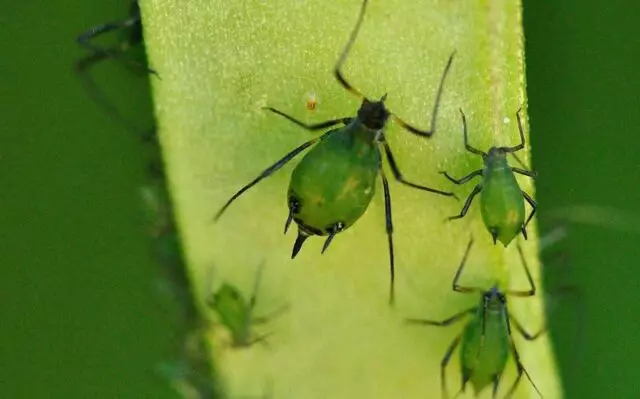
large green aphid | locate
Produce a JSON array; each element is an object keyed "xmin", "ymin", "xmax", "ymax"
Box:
[
  {"xmin": 214, "ymin": 0, "xmax": 456, "ymax": 304},
  {"xmin": 76, "ymin": 0, "xmax": 157, "ymax": 134},
  {"xmin": 206, "ymin": 263, "xmax": 286, "ymax": 347},
  {"xmin": 442, "ymin": 109, "xmax": 536, "ymax": 246},
  {"xmin": 406, "ymin": 239, "xmax": 545, "ymax": 398}
]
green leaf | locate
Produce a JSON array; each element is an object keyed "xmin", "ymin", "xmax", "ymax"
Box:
[{"xmin": 141, "ymin": 0, "xmax": 561, "ymax": 397}]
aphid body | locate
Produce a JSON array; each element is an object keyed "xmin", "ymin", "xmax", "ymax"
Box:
[
  {"xmin": 209, "ymin": 283, "xmax": 255, "ymax": 346},
  {"xmin": 443, "ymin": 109, "xmax": 536, "ymax": 246},
  {"xmin": 207, "ymin": 263, "xmax": 286, "ymax": 347},
  {"xmin": 215, "ymin": 0, "xmax": 456, "ymax": 304},
  {"xmin": 406, "ymin": 239, "xmax": 544, "ymax": 398},
  {"xmin": 479, "ymin": 147, "xmax": 526, "ymax": 246},
  {"xmin": 286, "ymin": 97, "xmax": 389, "ymax": 251},
  {"xmin": 459, "ymin": 287, "xmax": 511, "ymax": 395}
]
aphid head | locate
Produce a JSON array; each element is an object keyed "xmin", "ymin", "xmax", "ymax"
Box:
[
  {"xmin": 484, "ymin": 146, "xmax": 507, "ymax": 161},
  {"xmin": 483, "ymin": 286, "xmax": 507, "ymax": 311},
  {"xmin": 208, "ymin": 283, "xmax": 246, "ymax": 317},
  {"xmin": 357, "ymin": 95, "xmax": 390, "ymax": 131}
]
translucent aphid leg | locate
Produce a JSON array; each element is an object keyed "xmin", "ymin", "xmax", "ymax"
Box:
[
  {"xmin": 447, "ymin": 185, "xmax": 482, "ymax": 221},
  {"xmin": 451, "ymin": 238, "xmax": 485, "ymax": 294},
  {"xmin": 439, "ymin": 169, "xmax": 482, "ymax": 185},
  {"xmin": 522, "ymin": 191, "xmax": 537, "ymax": 231},
  {"xmin": 381, "ymin": 140, "xmax": 455, "ymax": 197},
  {"xmin": 505, "ymin": 243, "xmax": 536, "ymax": 297}
]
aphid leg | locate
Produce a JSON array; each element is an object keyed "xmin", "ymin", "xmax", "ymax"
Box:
[
  {"xmin": 392, "ymin": 52, "xmax": 456, "ymax": 138},
  {"xmin": 439, "ymin": 169, "xmax": 482, "ymax": 185},
  {"xmin": 505, "ymin": 243, "xmax": 536, "ymax": 297},
  {"xmin": 333, "ymin": 0, "xmax": 369, "ymax": 100},
  {"xmin": 263, "ymin": 107, "xmax": 351, "ymax": 131},
  {"xmin": 504, "ymin": 334, "xmax": 542, "ymax": 398},
  {"xmin": 77, "ymin": 15, "xmax": 157, "ymax": 76},
  {"xmin": 502, "ymin": 108, "xmax": 526, "ymax": 153},
  {"xmin": 438, "ymin": 333, "xmax": 464, "ymax": 399},
  {"xmin": 380, "ymin": 169, "xmax": 395, "ymax": 305},
  {"xmin": 509, "ymin": 153, "xmax": 529, "ymax": 170},
  {"xmin": 405, "ymin": 307, "xmax": 475, "ymax": 327},
  {"xmin": 522, "ymin": 191, "xmax": 537, "ymax": 231},
  {"xmin": 509, "ymin": 315, "xmax": 546, "ymax": 342},
  {"xmin": 76, "ymin": 50, "xmax": 149, "ymax": 135},
  {"xmin": 214, "ymin": 129, "xmax": 335, "ymax": 221},
  {"xmin": 459, "ymin": 109, "xmax": 486, "ymax": 156},
  {"xmin": 380, "ymin": 140, "xmax": 456, "ymax": 197},
  {"xmin": 452, "ymin": 238, "xmax": 485, "ymax": 294},
  {"xmin": 447, "ymin": 185, "xmax": 482, "ymax": 222},
  {"xmin": 248, "ymin": 332, "xmax": 274, "ymax": 349},
  {"xmin": 252, "ymin": 304, "xmax": 289, "ymax": 325},
  {"xmin": 511, "ymin": 167, "xmax": 536, "ymax": 179}
]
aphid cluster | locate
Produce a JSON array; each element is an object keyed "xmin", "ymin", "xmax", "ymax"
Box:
[{"xmin": 78, "ymin": 0, "xmax": 549, "ymax": 398}]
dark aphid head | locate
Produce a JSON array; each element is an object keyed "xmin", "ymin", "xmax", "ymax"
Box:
[
  {"xmin": 357, "ymin": 95, "xmax": 390, "ymax": 131},
  {"xmin": 483, "ymin": 286, "xmax": 507, "ymax": 311},
  {"xmin": 484, "ymin": 146, "xmax": 507, "ymax": 161}
]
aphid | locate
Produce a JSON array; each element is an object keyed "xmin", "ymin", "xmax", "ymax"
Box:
[
  {"xmin": 206, "ymin": 263, "xmax": 287, "ymax": 348},
  {"xmin": 305, "ymin": 92, "xmax": 318, "ymax": 111},
  {"xmin": 442, "ymin": 109, "xmax": 537, "ymax": 246},
  {"xmin": 75, "ymin": 0, "xmax": 156, "ymax": 134},
  {"xmin": 406, "ymin": 239, "xmax": 544, "ymax": 398},
  {"xmin": 214, "ymin": 0, "xmax": 456, "ymax": 304}
]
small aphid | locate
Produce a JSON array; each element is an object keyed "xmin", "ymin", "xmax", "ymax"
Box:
[
  {"xmin": 75, "ymin": 0, "xmax": 157, "ymax": 135},
  {"xmin": 206, "ymin": 263, "xmax": 287, "ymax": 348},
  {"xmin": 214, "ymin": 0, "xmax": 456, "ymax": 305},
  {"xmin": 305, "ymin": 92, "xmax": 318, "ymax": 111},
  {"xmin": 441, "ymin": 109, "xmax": 537, "ymax": 246},
  {"xmin": 406, "ymin": 239, "xmax": 545, "ymax": 398}
]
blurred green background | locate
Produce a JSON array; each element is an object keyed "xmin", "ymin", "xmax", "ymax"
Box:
[{"xmin": 1, "ymin": 0, "xmax": 638, "ymax": 398}]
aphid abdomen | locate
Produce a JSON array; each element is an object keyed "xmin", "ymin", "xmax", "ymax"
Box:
[
  {"xmin": 460, "ymin": 309, "xmax": 510, "ymax": 395},
  {"xmin": 288, "ymin": 128, "xmax": 380, "ymax": 236},
  {"xmin": 480, "ymin": 158, "xmax": 525, "ymax": 246}
]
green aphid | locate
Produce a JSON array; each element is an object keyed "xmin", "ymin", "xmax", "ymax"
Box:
[
  {"xmin": 215, "ymin": 0, "xmax": 456, "ymax": 304},
  {"xmin": 76, "ymin": 0, "xmax": 157, "ymax": 134},
  {"xmin": 406, "ymin": 239, "xmax": 544, "ymax": 398},
  {"xmin": 207, "ymin": 263, "xmax": 286, "ymax": 348},
  {"xmin": 442, "ymin": 109, "xmax": 537, "ymax": 246}
]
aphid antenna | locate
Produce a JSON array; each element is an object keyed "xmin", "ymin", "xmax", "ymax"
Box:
[
  {"xmin": 334, "ymin": 0, "xmax": 455, "ymax": 138},
  {"xmin": 248, "ymin": 260, "xmax": 267, "ymax": 313},
  {"xmin": 500, "ymin": 107, "xmax": 526, "ymax": 154},
  {"xmin": 458, "ymin": 109, "xmax": 487, "ymax": 157}
]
